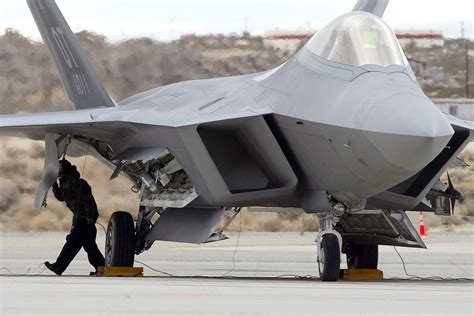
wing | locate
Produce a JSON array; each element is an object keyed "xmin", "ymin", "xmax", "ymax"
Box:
[
  {"xmin": 352, "ymin": 0, "xmax": 390, "ymax": 17},
  {"xmin": 27, "ymin": 0, "xmax": 116, "ymax": 109},
  {"xmin": 0, "ymin": 109, "xmax": 137, "ymax": 143}
]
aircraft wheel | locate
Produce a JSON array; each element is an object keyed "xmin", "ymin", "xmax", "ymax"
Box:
[
  {"xmin": 318, "ymin": 234, "xmax": 341, "ymax": 281},
  {"xmin": 105, "ymin": 211, "xmax": 136, "ymax": 267},
  {"xmin": 346, "ymin": 244, "xmax": 378, "ymax": 269}
]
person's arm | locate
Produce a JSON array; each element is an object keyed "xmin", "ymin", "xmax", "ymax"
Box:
[{"xmin": 52, "ymin": 181, "xmax": 64, "ymax": 202}]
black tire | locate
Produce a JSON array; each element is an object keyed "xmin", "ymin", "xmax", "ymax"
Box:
[
  {"xmin": 318, "ymin": 234, "xmax": 341, "ymax": 281},
  {"xmin": 346, "ymin": 244, "xmax": 378, "ymax": 269},
  {"xmin": 105, "ymin": 211, "xmax": 135, "ymax": 267}
]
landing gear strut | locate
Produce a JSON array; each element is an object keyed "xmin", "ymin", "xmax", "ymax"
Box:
[{"xmin": 135, "ymin": 205, "xmax": 159, "ymax": 255}]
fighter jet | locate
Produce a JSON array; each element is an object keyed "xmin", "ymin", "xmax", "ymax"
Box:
[{"xmin": 1, "ymin": 0, "xmax": 472, "ymax": 281}]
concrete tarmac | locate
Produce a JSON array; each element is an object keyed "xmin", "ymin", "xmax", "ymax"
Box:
[{"xmin": 1, "ymin": 230, "xmax": 473, "ymax": 315}]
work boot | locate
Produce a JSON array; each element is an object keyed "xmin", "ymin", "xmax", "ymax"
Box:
[
  {"xmin": 44, "ymin": 261, "xmax": 62, "ymax": 276},
  {"xmin": 90, "ymin": 266, "xmax": 104, "ymax": 276}
]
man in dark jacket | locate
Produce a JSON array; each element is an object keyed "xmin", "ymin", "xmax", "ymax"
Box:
[{"xmin": 44, "ymin": 159, "xmax": 105, "ymax": 275}]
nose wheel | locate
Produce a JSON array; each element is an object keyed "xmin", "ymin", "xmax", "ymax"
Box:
[
  {"xmin": 105, "ymin": 211, "xmax": 136, "ymax": 267},
  {"xmin": 317, "ymin": 215, "xmax": 342, "ymax": 281},
  {"xmin": 318, "ymin": 234, "xmax": 341, "ymax": 281}
]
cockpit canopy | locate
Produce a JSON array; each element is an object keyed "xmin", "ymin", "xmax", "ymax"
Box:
[{"xmin": 307, "ymin": 12, "xmax": 408, "ymax": 68}]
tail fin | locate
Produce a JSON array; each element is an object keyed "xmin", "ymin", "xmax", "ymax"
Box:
[
  {"xmin": 352, "ymin": 0, "xmax": 389, "ymax": 17},
  {"xmin": 27, "ymin": 0, "xmax": 116, "ymax": 109}
]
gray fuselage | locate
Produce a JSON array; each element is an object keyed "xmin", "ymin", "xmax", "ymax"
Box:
[{"xmin": 111, "ymin": 45, "xmax": 453, "ymax": 210}]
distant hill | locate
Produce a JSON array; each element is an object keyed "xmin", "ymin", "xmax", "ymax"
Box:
[
  {"xmin": 405, "ymin": 39, "xmax": 474, "ymax": 98},
  {"xmin": 1, "ymin": 29, "xmax": 472, "ymax": 115},
  {"xmin": 0, "ymin": 29, "xmax": 286, "ymax": 114}
]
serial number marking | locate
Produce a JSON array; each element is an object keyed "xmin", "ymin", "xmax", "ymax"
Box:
[{"xmin": 72, "ymin": 73, "xmax": 91, "ymax": 95}]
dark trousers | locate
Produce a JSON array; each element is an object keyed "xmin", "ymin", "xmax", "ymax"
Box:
[{"xmin": 54, "ymin": 220, "xmax": 105, "ymax": 274}]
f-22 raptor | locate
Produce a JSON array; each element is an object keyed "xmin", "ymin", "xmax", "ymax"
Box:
[{"xmin": 1, "ymin": 0, "xmax": 472, "ymax": 281}]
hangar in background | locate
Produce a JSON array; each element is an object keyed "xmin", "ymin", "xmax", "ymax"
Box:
[
  {"xmin": 264, "ymin": 29, "xmax": 445, "ymax": 51},
  {"xmin": 434, "ymin": 99, "xmax": 474, "ymax": 121}
]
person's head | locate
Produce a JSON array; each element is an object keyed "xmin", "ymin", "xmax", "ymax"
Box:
[{"xmin": 58, "ymin": 159, "xmax": 80, "ymax": 178}]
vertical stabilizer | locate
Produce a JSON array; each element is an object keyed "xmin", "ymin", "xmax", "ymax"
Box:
[
  {"xmin": 352, "ymin": 0, "xmax": 389, "ymax": 17},
  {"xmin": 27, "ymin": 0, "xmax": 116, "ymax": 109}
]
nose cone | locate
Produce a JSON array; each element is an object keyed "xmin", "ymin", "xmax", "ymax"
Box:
[{"xmin": 362, "ymin": 93, "xmax": 454, "ymax": 173}]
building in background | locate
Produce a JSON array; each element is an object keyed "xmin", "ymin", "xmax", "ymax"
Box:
[
  {"xmin": 395, "ymin": 30, "xmax": 445, "ymax": 48},
  {"xmin": 264, "ymin": 29, "xmax": 316, "ymax": 51},
  {"xmin": 433, "ymin": 99, "xmax": 474, "ymax": 121},
  {"xmin": 264, "ymin": 29, "xmax": 445, "ymax": 52}
]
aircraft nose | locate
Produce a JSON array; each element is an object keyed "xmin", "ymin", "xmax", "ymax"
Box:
[{"xmin": 362, "ymin": 93, "xmax": 454, "ymax": 173}]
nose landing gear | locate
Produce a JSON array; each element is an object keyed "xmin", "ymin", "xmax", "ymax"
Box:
[
  {"xmin": 316, "ymin": 215, "xmax": 342, "ymax": 281},
  {"xmin": 316, "ymin": 210, "xmax": 382, "ymax": 281}
]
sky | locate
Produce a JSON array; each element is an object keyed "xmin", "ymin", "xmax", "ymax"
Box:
[{"xmin": 0, "ymin": 0, "xmax": 473, "ymax": 41}]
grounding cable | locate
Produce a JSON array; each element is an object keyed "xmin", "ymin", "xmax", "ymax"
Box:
[
  {"xmin": 389, "ymin": 246, "xmax": 474, "ymax": 282},
  {"xmin": 221, "ymin": 211, "xmax": 242, "ymax": 277}
]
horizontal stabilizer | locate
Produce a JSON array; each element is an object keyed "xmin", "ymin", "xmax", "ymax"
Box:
[
  {"xmin": 27, "ymin": 0, "xmax": 116, "ymax": 109},
  {"xmin": 352, "ymin": 0, "xmax": 389, "ymax": 17}
]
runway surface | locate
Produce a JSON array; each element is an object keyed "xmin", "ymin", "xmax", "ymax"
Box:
[{"xmin": 1, "ymin": 230, "xmax": 473, "ymax": 315}]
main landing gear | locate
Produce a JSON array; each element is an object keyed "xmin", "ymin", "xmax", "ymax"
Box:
[
  {"xmin": 344, "ymin": 243, "xmax": 378, "ymax": 270},
  {"xmin": 105, "ymin": 211, "xmax": 136, "ymax": 267}
]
